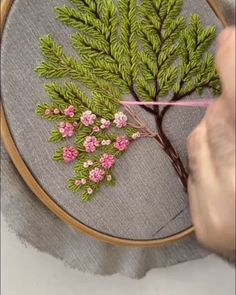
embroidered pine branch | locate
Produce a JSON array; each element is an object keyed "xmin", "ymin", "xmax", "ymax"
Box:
[{"xmin": 35, "ymin": 0, "xmax": 221, "ymax": 201}]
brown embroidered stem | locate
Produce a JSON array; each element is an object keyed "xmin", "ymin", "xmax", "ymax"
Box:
[
  {"xmin": 154, "ymin": 116, "xmax": 188, "ymax": 190},
  {"xmin": 124, "ymin": 105, "xmax": 158, "ymax": 137},
  {"xmin": 129, "ymin": 86, "xmax": 156, "ymax": 115}
]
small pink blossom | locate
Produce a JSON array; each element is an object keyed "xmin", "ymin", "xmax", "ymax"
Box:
[
  {"xmin": 100, "ymin": 118, "xmax": 111, "ymax": 129},
  {"xmin": 81, "ymin": 178, "xmax": 87, "ymax": 184},
  {"xmin": 113, "ymin": 112, "xmax": 127, "ymax": 128},
  {"xmin": 83, "ymin": 136, "xmax": 99, "ymax": 153},
  {"xmin": 53, "ymin": 108, "xmax": 60, "ymax": 115},
  {"xmin": 87, "ymin": 188, "xmax": 93, "ymax": 194},
  {"xmin": 114, "ymin": 136, "xmax": 129, "ymax": 151},
  {"xmin": 100, "ymin": 154, "xmax": 115, "ymax": 169},
  {"xmin": 44, "ymin": 109, "xmax": 51, "ymax": 115},
  {"xmin": 83, "ymin": 162, "xmax": 89, "ymax": 168},
  {"xmin": 131, "ymin": 132, "xmax": 141, "ymax": 140},
  {"xmin": 63, "ymin": 146, "xmax": 78, "ymax": 163},
  {"xmin": 64, "ymin": 105, "xmax": 75, "ymax": 117},
  {"xmin": 59, "ymin": 122, "xmax": 66, "ymax": 128},
  {"xmin": 83, "ymin": 160, "xmax": 94, "ymax": 168},
  {"xmin": 89, "ymin": 168, "xmax": 105, "ymax": 183},
  {"xmin": 75, "ymin": 179, "xmax": 81, "ymax": 186},
  {"xmin": 73, "ymin": 122, "xmax": 78, "ymax": 127},
  {"xmin": 80, "ymin": 110, "xmax": 96, "ymax": 126},
  {"xmin": 59, "ymin": 122, "xmax": 75, "ymax": 137},
  {"xmin": 93, "ymin": 126, "xmax": 100, "ymax": 132},
  {"xmin": 107, "ymin": 175, "xmax": 112, "ymax": 181},
  {"xmin": 101, "ymin": 139, "xmax": 111, "ymax": 146}
]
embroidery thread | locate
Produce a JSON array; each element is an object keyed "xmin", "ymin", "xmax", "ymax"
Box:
[{"xmin": 35, "ymin": 0, "xmax": 221, "ymax": 201}]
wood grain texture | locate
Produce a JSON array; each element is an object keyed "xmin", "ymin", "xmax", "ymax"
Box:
[{"xmin": 0, "ymin": 0, "xmax": 226, "ymax": 247}]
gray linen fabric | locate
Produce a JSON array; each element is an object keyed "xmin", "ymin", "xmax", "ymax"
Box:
[{"xmin": 1, "ymin": 0, "xmax": 234, "ymax": 278}]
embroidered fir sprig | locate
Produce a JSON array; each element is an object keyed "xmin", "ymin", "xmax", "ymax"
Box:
[{"xmin": 35, "ymin": 0, "xmax": 221, "ymax": 202}]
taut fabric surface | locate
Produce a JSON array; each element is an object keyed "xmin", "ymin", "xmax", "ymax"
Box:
[
  {"xmin": 1, "ymin": 0, "xmax": 233, "ymax": 278},
  {"xmin": 1, "ymin": 0, "xmax": 222, "ymax": 240}
]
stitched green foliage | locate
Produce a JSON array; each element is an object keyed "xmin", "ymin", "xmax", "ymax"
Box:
[{"xmin": 35, "ymin": 0, "xmax": 221, "ymax": 201}]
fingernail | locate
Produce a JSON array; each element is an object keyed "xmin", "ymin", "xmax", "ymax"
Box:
[{"xmin": 217, "ymin": 28, "xmax": 233, "ymax": 46}]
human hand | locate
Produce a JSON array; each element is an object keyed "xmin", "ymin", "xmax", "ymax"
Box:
[{"xmin": 187, "ymin": 27, "xmax": 235, "ymax": 259}]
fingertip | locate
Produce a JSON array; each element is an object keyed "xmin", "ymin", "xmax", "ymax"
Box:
[{"xmin": 217, "ymin": 27, "xmax": 235, "ymax": 47}]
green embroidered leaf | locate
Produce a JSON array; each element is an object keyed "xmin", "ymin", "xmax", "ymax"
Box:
[
  {"xmin": 119, "ymin": 0, "xmax": 139, "ymax": 85},
  {"xmin": 52, "ymin": 147, "xmax": 64, "ymax": 160},
  {"xmin": 48, "ymin": 129, "xmax": 64, "ymax": 142},
  {"xmin": 35, "ymin": 0, "xmax": 221, "ymax": 201}
]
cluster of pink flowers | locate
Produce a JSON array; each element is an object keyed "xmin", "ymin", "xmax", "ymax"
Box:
[
  {"xmin": 100, "ymin": 154, "xmax": 115, "ymax": 169},
  {"xmin": 80, "ymin": 110, "xmax": 96, "ymax": 126},
  {"xmin": 114, "ymin": 136, "xmax": 129, "ymax": 151},
  {"xmin": 64, "ymin": 105, "xmax": 75, "ymax": 117},
  {"xmin": 113, "ymin": 112, "xmax": 127, "ymax": 128},
  {"xmin": 89, "ymin": 167, "xmax": 105, "ymax": 183},
  {"xmin": 83, "ymin": 136, "xmax": 100, "ymax": 153},
  {"xmin": 63, "ymin": 146, "xmax": 78, "ymax": 163},
  {"xmin": 59, "ymin": 121, "xmax": 78, "ymax": 137},
  {"xmin": 100, "ymin": 118, "xmax": 111, "ymax": 129}
]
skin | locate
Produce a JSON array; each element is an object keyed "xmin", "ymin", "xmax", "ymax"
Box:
[{"xmin": 187, "ymin": 27, "xmax": 235, "ymax": 259}]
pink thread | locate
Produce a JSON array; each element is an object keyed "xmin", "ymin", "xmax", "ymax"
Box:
[{"xmin": 120, "ymin": 99, "xmax": 213, "ymax": 107}]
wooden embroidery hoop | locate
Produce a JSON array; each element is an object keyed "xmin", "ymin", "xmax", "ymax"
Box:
[{"xmin": 1, "ymin": 0, "xmax": 227, "ymax": 247}]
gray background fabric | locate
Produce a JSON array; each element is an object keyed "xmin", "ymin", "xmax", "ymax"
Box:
[
  {"xmin": 1, "ymin": 0, "xmax": 233, "ymax": 279},
  {"xmin": 1, "ymin": 0, "xmax": 222, "ymax": 240},
  {"xmin": 1, "ymin": 145, "xmax": 208, "ymax": 278}
]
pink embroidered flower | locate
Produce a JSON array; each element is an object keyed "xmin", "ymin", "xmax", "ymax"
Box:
[
  {"xmin": 87, "ymin": 160, "xmax": 93, "ymax": 166},
  {"xmin": 114, "ymin": 136, "xmax": 129, "ymax": 151},
  {"xmin": 53, "ymin": 108, "xmax": 60, "ymax": 115},
  {"xmin": 83, "ymin": 160, "xmax": 94, "ymax": 168},
  {"xmin": 64, "ymin": 105, "xmax": 75, "ymax": 117},
  {"xmin": 131, "ymin": 132, "xmax": 141, "ymax": 140},
  {"xmin": 113, "ymin": 112, "xmax": 127, "ymax": 128},
  {"xmin": 107, "ymin": 175, "xmax": 112, "ymax": 181},
  {"xmin": 89, "ymin": 168, "xmax": 105, "ymax": 183},
  {"xmin": 100, "ymin": 118, "xmax": 111, "ymax": 129},
  {"xmin": 59, "ymin": 122, "xmax": 75, "ymax": 137},
  {"xmin": 80, "ymin": 110, "xmax": 96, "ymax": 126},
  {"xmin": 92, "ymin": 126, "xmax": 100, "ymax": 132},
  {"xmin": 100, "ymin": 154, "xmax": 115, "ymax": 169},
  {"xmin": 87, "ymin": 188, "xmax": 93, "ymax": 194},
  {"xmin": 101, "ymin": 139, "xmax": 111, "ymax": 146},
  {"xmin": 44, "ymin": 109, "xmax": 51, "ymax": 115},
  {"xmin": 63, "ymin": 146, "xmax": 78, "ymax": 163},
  {"xmin": 83, "ymin": 136, "xmax": 99, "ymax": 153},
  {"xmin": 81, "ymin": 178, "xmax": 87, "ymax": 184},
  {"xmin": 75, "ymin": 179, "xmax": 81, "ymax": 186},
  {"xmin": 73, "ymin": 122, "xmax": 78, "ymax": 127}
]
